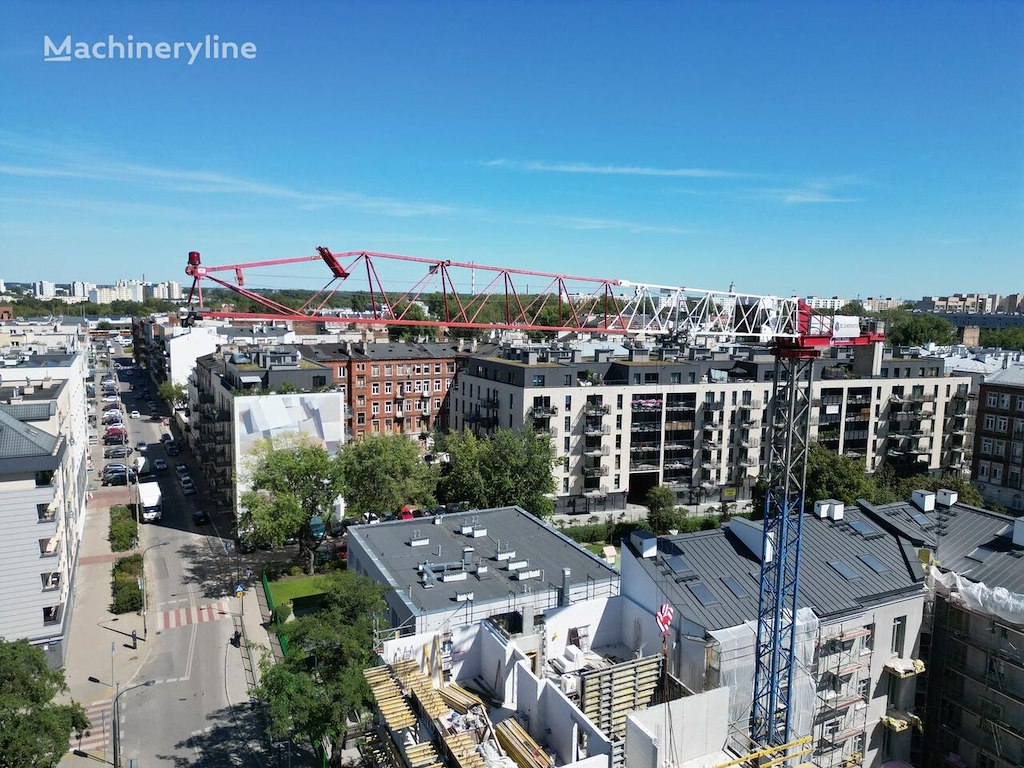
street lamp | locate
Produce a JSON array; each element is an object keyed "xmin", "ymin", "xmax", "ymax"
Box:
[
  {"xmin": 113, "ymin": 678, "xmax": 156, "ymax": 768},
  {"xmin": 140, "ymin": 541, "xmax": 168, "ymax": 640}
]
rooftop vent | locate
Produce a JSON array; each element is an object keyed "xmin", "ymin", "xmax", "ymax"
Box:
[
  {"xmin": 1014, "ymin": 519, "xmax": 1024, "ymax": 549},
  {"xmin": 936, "ymin": 489, "xmax": 958, "ymax": 507},
  {"xmin": 495, "ymin": 549, "xmax": 517, "ymax": 562},
  {"xmin": 829, "ymin": 501, "xmax": 845, "ymax": 521},
  {"xmin": 454, "ymin": 591, "xmax": 475, "ymax": 602},
  {"xmin": 630, "ymin": 530, "xmax": 658, "ymax": 558},
  {"xmin": 507, "ymin": 559, "xmax": 529, "ymax": 572},
  {"xmin": 514, "ymin": 569, "xmax": 542, "ymax": 581}
]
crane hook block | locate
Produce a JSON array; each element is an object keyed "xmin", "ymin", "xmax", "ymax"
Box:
[{"xmin": 317, "ymin": 246, "xmax": 349, "ymax": 278}]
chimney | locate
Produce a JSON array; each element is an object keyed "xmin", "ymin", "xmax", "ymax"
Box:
[
  {"xmin": 936, "ymin": 489, "xmax": 958, "ymax": 507},
  {"xmin": 560, "ymin": 568, "xmax": 572, "ymax": 607},
  {"xmin": 814, "ymin": 499, "xmax": 831, "ymax": 519},
  {"xmin": 828, "ymin": 501, "xmax": 845, "ymax": 521},
  {"xmin": 912, "ymin": 490, "xmax": 936, "ymax": 513}
]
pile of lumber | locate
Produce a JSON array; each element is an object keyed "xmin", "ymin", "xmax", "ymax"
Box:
[
  {"xmin": 439, "ymin": 682, "xmax": 485, "ymax": 714},
  {"xmin": 495, "ymin": 719, "xmax": 553, "ymax": 768}
]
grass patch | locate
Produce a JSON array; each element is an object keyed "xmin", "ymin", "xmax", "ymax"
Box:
[{"xmin": 268, "ymin": 574, "xmax": 326, "ymax": 606}]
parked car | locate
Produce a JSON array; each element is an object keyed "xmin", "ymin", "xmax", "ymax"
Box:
[
  {"xmin": 136, "ymin": 441, "xmax": 148, "ymax": 452},
  {"xmin": 181, "ymin": 480, "xmax": 196, "ymax": 496},
  {"xmin": 191, "ymin": 508, "xmax": 209, "ymax": 525},
  {"xmin": 103, "ymin": 463, "xmax": 128, "ymax": 476},
  {"xmin": 309, "ymin": 515, "xmax": 326, "ymax": 540},
  {"xmin": 166, "ymin": 444, "xmax": 180, "ymax": 456},
  {"xmin": 175, "ymin": 462, "xmax": 189, "ymax": 477},
  {"xmin": 130, "ymin": 410, "xmax": 141, "ymax": 419},
  {"xmin": 153, "ymin": 458, "xmax": 168, "ymax": 471},
  {"xmin": 160, "ymin": 433, "xmax": 173, "ymax": 444}
]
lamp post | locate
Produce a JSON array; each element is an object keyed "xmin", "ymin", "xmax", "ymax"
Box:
[
  {"xmin": 140, "ymin": 541, "xmax": 167, "ymax": 640},
  {"xmin": 112, "ymin": 678, "xmax": 156, "ymax": 768}
]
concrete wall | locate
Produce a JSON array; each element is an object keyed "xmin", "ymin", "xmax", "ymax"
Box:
[
  {"xmin": 542, "ymin": 596, "xmax": 622, "ymax": 660},
  {"xmin": 167, "ymin": 327, "xmax": 219, "ymax": 388},
  {"xmin": 625, "ymin": 687, "xmax": 730, "ymax": 768}
]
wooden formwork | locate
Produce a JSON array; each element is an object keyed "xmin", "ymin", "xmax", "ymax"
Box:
[{"xmin": 495, "ymin": 718, "xmax": 553, "ymax": 768}]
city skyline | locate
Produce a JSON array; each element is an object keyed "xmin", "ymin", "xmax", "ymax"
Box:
[{"xmin": 1, "ymin": 2, "xmax": 1022, "ymax": 294}]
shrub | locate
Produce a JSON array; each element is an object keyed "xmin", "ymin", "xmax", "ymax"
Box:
[
  {"xmin": 111, "ymin": 554, "xmax": 144, "ymax": 614},
  {"xmin": 109, "ymin": 505, "xmax": 138, "ymax": 552},
  {"xmin": 273, "ymin": 601, "xmax": 293, "ymax": 624},
  {"xmin": 289, "ymin": 565, "xmax": 304, "ymax": 577}
]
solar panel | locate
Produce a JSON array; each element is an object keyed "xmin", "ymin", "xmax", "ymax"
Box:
[
  {"xmin": 688, "ymin": 582, "xmax": 719, "ymax": 607},
  {"xmin": 829, "ymin": 560, "xmax": 861, "ymax": 580},
  {"xmin": 857, "ymin": 553, "xmax": 890, "ymax": 573},
  {"xmin": 966, "ymin": 546, "xmax": 995, "ymax": 563},
  {"xmin": 721, "ymin": 575, "xmax": 748, "ymax": 599}
]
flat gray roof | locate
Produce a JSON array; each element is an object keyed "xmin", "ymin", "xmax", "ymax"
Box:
[
  {"xmin": 348, "ymin": 506, "xmax": 619, "ymax": 615},
  {"xmin": 627, "ymin": 507, "xmax": 924, "ymax": 631},
  {"xmin": 861, "ymin": 499, "xmax": 1024, "ymax": 594}
]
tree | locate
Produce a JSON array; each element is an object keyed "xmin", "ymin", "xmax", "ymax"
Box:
[
  {"xmin": 338, "ymin": 434, "xmax": 437, "ymax": 518},
  {"xmin": 885, "ymin": 313, "xmax": 957, "ymax": 346},
  {"xmin": 836, "ymin": 301, "xmax": 867, "ymax": 316},
  {"xmin": 257, "ymin": 571, "xmax": 387, "ymax": 767},
  {"xmin": 875, "ymin": 470, "xmax": 985, "ymax": 508},
  {"xmin": 239, "ymin": 436, "xmax": 345, "ymax": 573},
  {"xmin": 436, "ymin": 429, "xmax": 557, "ymax": 517},
  {"xmin": 157, "ymin": 381, "xmax": 187, "ymax": 410},
  {"xmin": 0, "ymin": 639, "xmax": 89, "ymax": 768},
  {"xmin": 434, "ymin": 431, "xmax": 487, "ymax": 507},
  {"xmin": 804, "ymin": 443, "xmax": 874, "ymax": 507},
  {"xmin": 645, "ymin": 485, "xmax": 679, "ymax": 534},
  {"xmin": 387, "ymin": 302, "xmax": 430, "ymax": 342},
  {"xmin": 979, "ymin": 328, "xmax": 1024, "ymax": 350}
]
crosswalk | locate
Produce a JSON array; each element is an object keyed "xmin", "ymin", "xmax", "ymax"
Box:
[
  {"xmin": 70, "ymin": 699, "xmax": 113, "ymax": 756},
  {"xmin": 156, "ymin": 600, "xmax": 232, "ymax": 631}
]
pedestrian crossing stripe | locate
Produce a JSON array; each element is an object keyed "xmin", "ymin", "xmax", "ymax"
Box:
[
  {"xmin": 156, "ymin": 600, "xmax": 231, "ymax": 631},
  {"xmin": 69, "ymin": 700, "xmax": 113, "ymax": 754}
]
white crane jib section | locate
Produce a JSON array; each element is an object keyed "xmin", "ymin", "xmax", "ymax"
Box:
[{"xmin": 615, "ymin": 281, "xmax": 803, "ymax": 343}]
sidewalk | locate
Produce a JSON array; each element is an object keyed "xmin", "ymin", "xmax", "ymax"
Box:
[{"xmin": 61, "ymin": 484, "xmax": 149, "ymax": 766}]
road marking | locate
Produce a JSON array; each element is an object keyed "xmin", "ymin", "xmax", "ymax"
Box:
[
  {"xmin": 70, "ymin": 700, "xmax": 113, "ymax": 754},
  {"xmin": 156, "ymin": 600, "xmax": 231, "ymax": 631}
]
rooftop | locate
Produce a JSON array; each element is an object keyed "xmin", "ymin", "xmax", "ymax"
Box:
[
  {"xmin": 984, "ymin": 365, "xmax": 1024, "ymax": 388},
  {"xmin": 348, "ymin": 506, "xmax": 619, "ymax": 615},
  {"xmin": 627, "ymin": 507, "xmax": 924, "ymax": 632},
  {"xmin": 0, "ymin": 408, "xmax": 59, "ymax": 460},
  {"xmin": 862, "ymin": 499, "xmax": 1024, "ymax": 594}
]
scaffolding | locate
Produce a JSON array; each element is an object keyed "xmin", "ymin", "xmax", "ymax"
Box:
[{"xmin": 812, "ymin": 622, "xmax": 874, "ymax": 766}]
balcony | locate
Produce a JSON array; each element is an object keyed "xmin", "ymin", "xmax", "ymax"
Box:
[
  {"xmin": 739, "ymin": 457, "xmax": 759, "ymax": 467},
  {"xmin": 583, "ymin": 486, "xmax": 608, "ymax": 498},
  {"xmin": 583, "ymin": 466, "xmax": 609, "ymax": 478},
  {"xmin": 583, "ymin": 445, "xmax": 610, "ymax": 457},
  {"xmin": 666, "ymin": 402, "xmax": 696, "ymax": 412},
  {"xmin": 39, "ymin": 538, "xmax": 61, "ymax": 558},
  {"xmin": 703, "ymin": 441, "xmax": 719, "ymax": 450},
  {"xmin": 478, "ymin": 394, "xmax": 500, "ymax": 407},
  {"xmin": 665, "ymin": 420, "xmax": 695, "ymax": 431},
  {"xmin": 584, "ymin": 424, "xmax": 611, "ymax": 437},
  {"xmin": 738, "ymin": 400, "xmax": 763, "ymax": 411},
  {"xmin": 42, "ymin": 604, "xmax": 62, "ymax": 626},
  {"xmin": 740, "ymin": 419, "xmax": 760, "ymax": 429},
  {"xmin": 631, "ymin": 399, "xmax": 663, "ymax": 412},
  {"xmin": 701, "ymin": 461, "xmax": 717, "ymax": 471},
  {"xmin": 629, "ymin": 463, "xmax": 659, "ymax": 473},
  {"xmin": 535, "ymin": 425, "xmax": 558, "ymax": 438},
  {"xmin": 739, "ymin": 438, "xmax": 761, "ymax": 449},
  {"xmin": 704, "ymin": 401, "xmax": 725, "ymax": 411},
  {"xmin": 907, "ymin": 392, "xmax": 936, "ymax": 403},
  {"xmin": 528, "ymin": 404, "xmax": 558, "ymax": 418},
  {"xmin": 37, "ymin": 504, "xmax": 57, "ymax": 523},
  {"xmin": 583, "ymin": 402, "xmax": 610, "ymax": 416}
]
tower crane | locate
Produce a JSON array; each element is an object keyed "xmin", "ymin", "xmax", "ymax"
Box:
[{"xmin": 183, "ymin": 248, "xmax": 884, "ymax": 751}]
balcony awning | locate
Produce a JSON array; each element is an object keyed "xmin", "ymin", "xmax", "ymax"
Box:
[{"xmin": 884, "ymin": 657, "xmax": 925, "ymax": 678}]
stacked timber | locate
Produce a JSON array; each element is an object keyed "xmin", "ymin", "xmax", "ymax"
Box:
[{"xmin": 495, "ymin": 719, "xmax": 553, "ymax": 768}]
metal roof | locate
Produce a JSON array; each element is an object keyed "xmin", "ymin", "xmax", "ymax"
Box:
[
  {"xmin": 347, "ymin": 506, "xmax": 619, "ymax": 615},
  {"xmin": 0, "ymin": 408, "xmax": 59, "ymax": 460},
  {"xmin": 0, "ymin": 401, "xmax": 55, "ymax": 421},
  {"xmin": 984, "ymin": 365, "xmax": 1024, "ymax": 387},
  {"xmin": 861, "ymin": 499, "xmax": 1024, "ymax": 594},
  {"xmin": 627, "ymin": 507, "xmax": 925, "ymax": 632}
]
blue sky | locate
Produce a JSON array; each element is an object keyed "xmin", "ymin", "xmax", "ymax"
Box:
[{"xmin": 1, "ymin": 1, "xmax": 1022, "ymax": 298}]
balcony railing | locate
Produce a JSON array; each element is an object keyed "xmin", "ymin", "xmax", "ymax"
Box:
[
  {"xmin": 631, "ymin": 399, "xmax": 663, "ymax": 412},
  {"xmin": 584, "ymin": 402, "xmax": 610, "ymax": 415},
  {"xmin": 583, "ymin": 445, "xmax": 610, "ymax": 457},
  {"xmin": 704, "ymin": 401, "xmax": 725, "ymax": 411},
  {"xmin": 527, "ymin": 404, "xmax": 558, "ymax": 418},
  {"xmin": 738, "ymin": 400, "xmax": 763, "ymax": 410},
  {"xmin": 585, "ymin": 424, "xmax": 611, "ymax": 436},
  {"xmin": 629, "ymin": 463, "xmax": 659, "ymax": 472},
  {"xmin": 583, "ymin": 486, "xmax": 608, "ymax": 498},
  {"xmin": 583, "ymin": 466, "xmax": 609, "ymax": 478}
]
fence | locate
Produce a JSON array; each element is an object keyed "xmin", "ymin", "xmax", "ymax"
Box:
[{"xmin": 261, "ymin": 569, "xmax": 290, "ymax": 657}]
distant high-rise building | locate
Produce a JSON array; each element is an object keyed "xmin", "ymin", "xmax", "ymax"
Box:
[
  {"xmin": 0, "ymin": 278, "xmax": 7, "ymax": 293},
  {"xmin": 862, "ymin": 297, "xmax": 906, "ymax": 312},
  {"xmin": 71, "ymin": 281, "xmax": 94, "ymax": 297},
  {"xmin": 918, "ymin": 293, "xmax": 1001, "ymax": 314},
  {"xmin": 34, "ymin": 281, "xmax": 56, "ymax": 299},
  {"xmin": 805, "ymin": 296, "xmax": 849, "ymax": 311},
  {"xmin": 167, "ymin": 281, "xmax": 182, "ymax": 300}
]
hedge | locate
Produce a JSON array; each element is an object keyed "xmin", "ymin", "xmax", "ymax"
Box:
[
  {"xmin": 111, "ymin": 554, "xmax": 143, "ymax": 614},
  {"xmin": 559, "ymin": 520, "xmax": 643, "ymax": 546},
  {"xmin": 109, "ymin": 505, "xmax": 138, "ymax": 552}
]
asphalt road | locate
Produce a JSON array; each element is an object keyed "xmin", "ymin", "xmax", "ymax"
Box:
[{"xmin": 107, "ymin": 355, "xmax": 265, "ymax": 767}]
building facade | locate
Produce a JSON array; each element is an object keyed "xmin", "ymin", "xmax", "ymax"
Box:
[
  {"xmin": 972, "ymin": 367, "xmax": 1024, "ymax": 512},
  {"xmin": 449, "ymin": 343, "xmax": 974, "ymax": 515},
  {"xmin": 0, "ymin": 354, "xmax": 89, "ymax": 667}
]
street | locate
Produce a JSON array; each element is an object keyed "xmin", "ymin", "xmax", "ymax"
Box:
[{"xmin": 65, "ymin": 348, "xmax": 269, "ymax": 768}]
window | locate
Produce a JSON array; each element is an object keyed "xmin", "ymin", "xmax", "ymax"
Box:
[
  {"xmin": 564, "ymin": 437, "xmax": 570, "ymax": 452},
  {"xmin": 564, "ymin": 375, "xmax": 572, "ymax": 386},
  {"xmin": 564, "ymin": 416, "xmax": 571, "ymax": 431},
  {"xmin": 563, "ymin": 478, "xmax": 569, "ymax": 493},
  {"xmin": 371, "ymin": 365, "xmax": 379, "ymax": 376},
  {"xmin": 434, "ymin": 364, "xmax": 442, "ymax": 374},
  {"xmin": 434, "ymin": 379, "xmax": 442, "ymax": 391},
  {"xmin": 371, "ymin": 403, "xmax": 379, "ymax": 415},
  {"xmin": 858, "ymin": 553, "xmax": 889, "ymax": 573},
  {"xmin": 356, "ymin": 363, "xmax": 365, "ymax": 372},
  {"xmin": 617, "ymin": 394, "xmax": 623, "ymax": 409},
  {"xmin": 670, "ymin": 372, "xmax": 681, "ymax": 384},
  {"xmin": 385, "ymin": 402, "xmax": 392, "ymax": 413},
  {"xmin": 891, "ymin": 616, "xmax": 907, "ymax": 656},
  {"xmin": 721, "ymin": 575, "xmax": 748, "ymax": 599},
  {"xmin": 356, "ymin": 376, "xmax": 365, "ymax": 388},
  {"xmin": 857, "ymin": 678, "xmax": 870, "ymax": 699},
  {"xmin": 532, "ymin": 375, "xmax": 545, "ymax": 386},
  {"xmin": 689, "ymin": 582, "xmax": 718, "ymax": 606},
  {"xmin": 371, "ymin": 383, "xmax": 379, "ymax": 395},
  {"xmin": 384, "ymin": 365, "xmax": 392, "ymax": 376},
  {"xmin": 565, "ymin": 395, "xmax": 572, "ymax": 410},
  {"xmin": 312, "ymin": 375, "xmax": 326, "ymax": 388},
  {"xmin": 371, "ymin": 419, "xmax": 380, "ymax": 433},
  {"xmin": 563, "ymin": 457, "xmax": 570, "ymax": 472},
  {"xmin": 644, "ymin": 372, "xmax": 658, "ymax": 384},
  {"xmin": 356, "ymin": 413, "xmax": 366, "ymax": 425},
  {"xmin": 615, "ymin": 454, "xmax": 621, "ymax": 469},
  {"xmin": 982, "ymin": 438, "xmax": 993, "ymax": 454},
  {"xmin": 385, "ymin": 382, "xmax": 392, "ymax": 394},
  {"xmin": 829, "ymin": 560, "xmax": 860, "ymax": 580},
  {"xmin": 37, "ymin": 503, "xmax": 56, "ymax": 522},
  {"xmin": 633, "ymin": 373, "xmax": 641, "ymax": 385},
  {"xmin": 613, "ymin": 474, "xmax": 620, "ymax": 489}
]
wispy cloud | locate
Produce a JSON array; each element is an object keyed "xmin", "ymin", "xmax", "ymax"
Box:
[
  {"xmin": 521, "ymin": 214, "xmax": 697, "ymax": 235},
  {"xmin": 482, "ymin": 158, "xmax": 744, "ymax": 179}
]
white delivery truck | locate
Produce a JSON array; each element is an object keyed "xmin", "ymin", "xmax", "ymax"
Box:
[{"xmin": 138, "ymin": 481, "xmax": 163, "ymax": 523}]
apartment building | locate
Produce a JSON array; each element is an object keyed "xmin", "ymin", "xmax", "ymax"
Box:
[
  {"xmin": 298, "ymin": 341, "xmax": 464, "ymax": 438},
  {"xmin": 971, "ymin": 366, "xmax": 1024, "ymax": 512},
  {"xmin": 621, "ymin": 502, "xmax": 929, "ymax": 768},
  {"xmin": 0, "ymin": 353, "xmax": 89, "ymax": 668},
  {"xmin": 449, "ymin": 343, "xmax": 973, "ymax": 515},
  {"xmin": 855, "ymin": 493, "xmax": 1024, "ymax": 768},
  {"xmin": 918, "ymin": 294, "xmax": 1003, "ymax": 314},
  {"xmin": 188, "ymin": 346, "xmax": 345, "ymax": 516},
  {"xmin": 805, "ymin": 296, "xmax": 850, "ymax": 311},
  {"xmin": 0, "ymin": 317, "xmax": 88, "ymax": 355}
]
